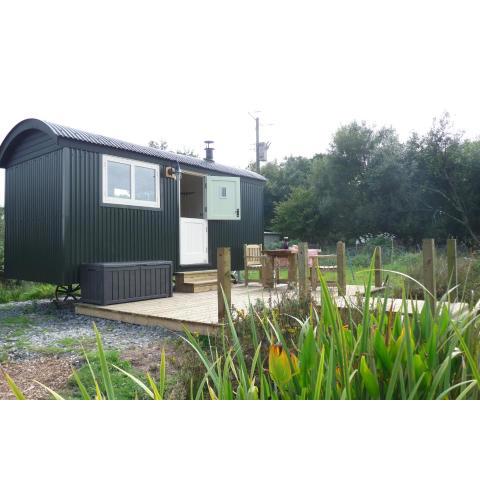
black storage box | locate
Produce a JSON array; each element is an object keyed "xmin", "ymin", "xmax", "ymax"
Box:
[{"xmin": 80, "ymin": 261, "xmax": 173, "ymax": 305}]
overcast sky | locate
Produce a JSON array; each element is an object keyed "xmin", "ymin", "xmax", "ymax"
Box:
[{"xmin": 1, "ymin": 0, "xmax": 479, "ymax": 206}]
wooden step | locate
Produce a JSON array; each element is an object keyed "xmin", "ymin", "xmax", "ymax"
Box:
[
  {"xmin": 175, "ymin": 270, "xmax": 217, "ymax": 282},
  {"xmin": 175, "ymin": 270, "xmax": 217, "ymax": 285},
  {"xmin": 175, "ymin": 279, "xmax": 218, "ymax": 293}
]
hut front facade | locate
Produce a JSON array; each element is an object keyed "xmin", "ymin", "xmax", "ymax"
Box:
[{"xmin": 0, "ymin": 119, "xmax": 265, "ymax": 288}]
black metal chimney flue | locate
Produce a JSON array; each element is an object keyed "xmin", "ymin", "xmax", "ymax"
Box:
[{"xmin": 204, "ymin": 140, "xmax": 214, "ymax": 162}]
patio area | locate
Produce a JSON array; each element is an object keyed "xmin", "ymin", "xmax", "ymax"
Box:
[
  {"xmin": 75, "ymin": 283, "xmax": 363, "ymax": 335},
  {"xmin": 75, "ymin": 282, "xmax": 470, "ymax": 335}
]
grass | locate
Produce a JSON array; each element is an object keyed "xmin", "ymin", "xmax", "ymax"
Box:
[
  {"xmin": 0, "ymin": 317, "xmax": 98, "ymax": 361},
  {"xmin": 242, "ymin": 250, "xmax": 480, "ymax": 302},
  {"xmin": 0, "ymin": 316, "xmax": 32, "ymax": 340},
  {"xmin": 0, "ymin": 316, "xmax": 31, "ymax": 363},
  {"xmin": 30, "ymin": 336, "xmax": 98, "ymax": 356},
  {"xmin": 0, "ymin": 317, "xmax": 33, "ymax": 361},
  {"xmin": 67, "ymin": 350, "xmax": 149, "ymax": 400},
  {"xmin": 242, "ymin": 261, "xmax": 401, "ymax": 286},
  {"xmin": 0, "ymin": 281, "xmax": 56, "ymax": 303},
  {"xmin": 0, "ymin": 315, "xmax": 32, "ymax": 326}
]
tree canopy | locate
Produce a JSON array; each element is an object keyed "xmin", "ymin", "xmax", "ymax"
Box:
[{"xmin": 260, "ymin": 115, "xmax": 480, "ymax": 246}]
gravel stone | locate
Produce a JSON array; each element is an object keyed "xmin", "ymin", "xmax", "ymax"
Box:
[{"xmin": 0, "ymin": 299, "xmax": 178, "ymax": 362}]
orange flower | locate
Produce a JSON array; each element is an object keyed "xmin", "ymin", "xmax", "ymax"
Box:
[
  {"xmin": 268, "ymin": 344, "xmax": 292, "ymax": 385},
  {"xmin": 290, "ymin": 352, "xmax": 300, "ymax": 375}
]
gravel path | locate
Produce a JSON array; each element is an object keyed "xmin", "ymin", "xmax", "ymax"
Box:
[
  {"xmin": 0, "ymin": 299, "xmax": 178, "ymax": 362},
  {"xmin": 0, "ymin": 299, "xmax": 184, "ymax": 399}
]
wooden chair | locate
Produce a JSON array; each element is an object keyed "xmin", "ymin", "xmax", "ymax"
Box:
[
  {"xmin": 310, "ymin": 254, "xmax": 338, "ymax": 290},
  {"xmin": 244, "ymin": 244, "xmax": 264, "ymax": 286}
]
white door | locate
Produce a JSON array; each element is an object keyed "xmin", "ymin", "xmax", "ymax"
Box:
[
  {"xmin": 206, "ymin": 176, "xmax": 241, "ymax": 220},
  {"xmin": 180, "ymin": 217, "xmax": 208, "ymax": 265}
]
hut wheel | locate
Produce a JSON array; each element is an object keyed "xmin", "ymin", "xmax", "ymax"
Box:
[{"xmin": 55, "ymin": 284, "xmax": 81, "ymax": 303}]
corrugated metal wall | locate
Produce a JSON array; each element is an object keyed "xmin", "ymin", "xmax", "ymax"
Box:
[
  {"xmin": 4, "ymin": 139, "xmax": 264, "ymax": 285},
  {"xmin": 7, "ymin": 129, "xmax": 58, "ymax": 166},
  {"xmin": 5, "ymin": 149, "xmax": 64, "ymax": 282},
  {"xmin": 63, "ymin": 148, "xmax": 178, "ymax": 284},
  {"xmin": 209, "ymin": 179, "xmax": 264, "ymax": 270},
  {"xmin": 64, "ymin": 148, "xmax": 264, "ymax": 280}
]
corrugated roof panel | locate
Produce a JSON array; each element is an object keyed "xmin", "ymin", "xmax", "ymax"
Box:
[{"xmin": 44, "ymin": 120, "xmax": 265, "ymax": 181}]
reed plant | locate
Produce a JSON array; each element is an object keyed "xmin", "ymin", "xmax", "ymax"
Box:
[
  {"xmin": 3, "ymin": 256, "xmax": 480, "ymax": 400},
  {"xmin": 186, "ymin": 260, "xmax": 480, "ymax": 400}
]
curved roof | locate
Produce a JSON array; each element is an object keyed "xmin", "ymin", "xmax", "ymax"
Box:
[{"xmin": 0, "ymin": 118, "xmax": 265, "ymax": 181}]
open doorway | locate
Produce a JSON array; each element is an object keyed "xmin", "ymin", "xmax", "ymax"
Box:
[
  {"xmin": 179, "ymin": 172, "xmax": 208, "ymax": 265},
  {"xmin": 180, "ymin": 173, "xmax": 204, "ymax": 218}
]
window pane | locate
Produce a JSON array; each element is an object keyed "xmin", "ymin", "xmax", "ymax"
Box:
[
  {"xmin": 135, "ymin": 166, "xmax": 156, "ymax": 202},
  {"xmin": 108, "ymin": 161, "xmax": 131, "ymax": 199}
]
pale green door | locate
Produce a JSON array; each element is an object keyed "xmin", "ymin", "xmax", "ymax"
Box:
[{"xmin": 206, "ymin": 176, "xmax": 241, "ymax": 220}]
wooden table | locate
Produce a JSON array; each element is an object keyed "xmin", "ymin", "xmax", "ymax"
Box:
[{"xmin": 262, "ymin": 249, "xmax": 298, "ymax": 288}]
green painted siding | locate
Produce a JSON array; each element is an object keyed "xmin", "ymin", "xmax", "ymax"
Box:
[
  {"xmin": 4, "ymin": 140, "xmax": 264, "ymax": 285},
  {"xmin": 63, "ymin": 148, "xmax": 264, "ymax": 280},
  {"xmin": 5, "ymin": 149, "xmax": 64, "ymax": 282},
  {"xmin": 7, "ymin": 129, "xmax": 58, "ymax": 166},
  {"xmin": 209, "ymin": 179, "xmax": 264, "ymax": 270},
  {"xmin": 63, "ymin": 148, "xmax": 179, "ymax": 284}
]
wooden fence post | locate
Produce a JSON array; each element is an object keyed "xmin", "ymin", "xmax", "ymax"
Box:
[
  {"xmin": 298, "ymin": 242, "xmax": 309, "ymax": 301},
  {"xmin": 288, "ymin": 252, "xmax": 298, "ymax": 287},
  {"xmin": 217, "ymin": 247, "xmax": 231, "ymax": 322},
  {"xmin": 422, "ymin": 239, "xmax": 436, "ymax": 313},
  {"xmin": 310, "ymin": 256, "xmax": 319, "ymax": 291},
  {"xmin": 262, "ymin": 255, "xmax": 274, "ymax": 288},
  {"xmin": 337, "ymin": 241, "xmax": 347, "ymax": 296},
  {"xmin": 447, "ymin": 238, "xmax": 458, "ymax": 298},
  {"xmin": 374, "ymin": 246, "xmax": 382, "ymax": 288}
]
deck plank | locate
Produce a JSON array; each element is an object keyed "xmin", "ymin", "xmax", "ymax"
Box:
[{"xmin": 75, "ymin": 283, "xmax": 470, "ymax": 334}]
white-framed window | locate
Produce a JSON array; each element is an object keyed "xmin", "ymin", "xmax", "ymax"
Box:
[{"xmin": 102, "ymin": 155, "xmax": 160, "ymax": 208}]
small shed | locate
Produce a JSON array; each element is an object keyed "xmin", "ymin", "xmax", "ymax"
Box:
[{"xmin": 0, "ymin": 119, "xmax": 265, "ymax": 291}]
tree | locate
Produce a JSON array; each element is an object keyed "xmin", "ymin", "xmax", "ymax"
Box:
[
  {"xmin": 410, "ymin": 114, "xmax": 480, "ymax": 245},
  {"xmin": 266, "ymin": 116, "xmax": 480, "ymax": 246},
  {"xmin": 148, "ymin": 140, "xmax": 168, "ymax": 150},
  {"xmin": 259, "ymin": 156, "xmax": 314, "ymax": 229},
  {"xmin": 175, "ymin": 147, "xmax": 199, "ymax": 157},
  {"xmin": 272, "ymin": 186, "xmax": 319, "ymax": 241}
]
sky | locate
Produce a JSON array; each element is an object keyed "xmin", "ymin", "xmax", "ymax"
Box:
[{"xmin": 1, "ymin": 0, "xmax": 480, "ymax": 206}]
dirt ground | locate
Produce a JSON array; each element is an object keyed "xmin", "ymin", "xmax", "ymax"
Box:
[
  {"xmin": 0, "ymin": 300, "xmax": 187, "ymax": 400},
  {"xmin": 0, "ymin": 357, "xmax": 74, "ymax": 400},
  {"xmin": 0, "ymin": 341, "xmax": 190, "ymax": 400}
]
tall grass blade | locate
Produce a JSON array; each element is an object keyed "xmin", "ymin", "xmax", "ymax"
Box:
[
  {"xmin": 2, "ymin": 371, "xmax": 26, "ymax": 400},
  {"xmin": 93, "ymin": 323, "xmax": 115, "ymax": 400},
  {"xmin": 111, "ymin": 364, "xmax": 154, "ymax": 399},
  {"xmin": 72, "ymin": 368, "xmax": 91, "ymax": 400},
  {"xmin": 34, "ymin": 381, "xmax": 65, "ymax": 400}
]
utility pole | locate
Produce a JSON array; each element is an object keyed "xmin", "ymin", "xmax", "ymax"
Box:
[
  {"xmin": 249, "ymin": 112, "xmax": 270, "ymax": 173},
  {"xmin": 255, "ymin": 116, "xmax": 260, "ymax": 173}
]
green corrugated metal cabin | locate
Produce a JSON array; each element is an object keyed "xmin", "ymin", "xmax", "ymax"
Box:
[{"xmin": 0, "ymin": 119, "xmax": 265, "ymax": 289}]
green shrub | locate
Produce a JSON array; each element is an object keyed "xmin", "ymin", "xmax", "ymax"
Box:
[{"xmin": 0, "ymin": 281, "xmax": 56, "ymax": 303}]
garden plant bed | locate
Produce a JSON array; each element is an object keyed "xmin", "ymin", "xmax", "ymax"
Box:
[{"xmin": 0, "ymin": 300, "xmax": 182, "ymax": 399}]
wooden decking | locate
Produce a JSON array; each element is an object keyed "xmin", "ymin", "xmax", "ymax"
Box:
[
  {"xmin": 75, "ymin": 284, "xmax": 284, "ymax": 335},
  {"xmin": 75, "ymin": 283, "xmax": 471, "ymax": 335}
]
